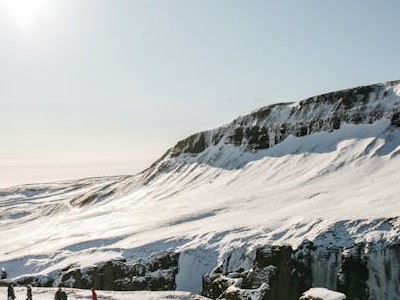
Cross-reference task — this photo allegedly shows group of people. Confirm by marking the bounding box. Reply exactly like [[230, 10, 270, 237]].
[[7, 283, 98, 300], [7, 283, 32, 300]]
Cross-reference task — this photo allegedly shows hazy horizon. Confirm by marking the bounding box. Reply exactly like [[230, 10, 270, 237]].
[[1, 0, 400, 188]]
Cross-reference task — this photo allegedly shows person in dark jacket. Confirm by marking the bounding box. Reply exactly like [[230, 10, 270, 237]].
[[54, 287, 67, 300], [26, 285, 32, 300], [7, 283, 15, 300], [91, 287, 97, 300], [1, 268, 7, 279]]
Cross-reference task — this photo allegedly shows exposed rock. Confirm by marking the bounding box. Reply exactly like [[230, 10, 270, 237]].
[[14, 275, 54, 287], [391, 112, 400, 127], [337, 244, 369, 300], [202, 267, 236, 299], [171, 133, 207, 157], [202, 239, 400, 300], [15, 252, 180, 291], [202, 242, 312, 300]]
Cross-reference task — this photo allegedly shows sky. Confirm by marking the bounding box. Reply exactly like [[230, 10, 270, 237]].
[[1, 0, 400, 188]]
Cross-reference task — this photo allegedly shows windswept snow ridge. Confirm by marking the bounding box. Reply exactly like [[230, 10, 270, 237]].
[[1, 80, 400, 299]]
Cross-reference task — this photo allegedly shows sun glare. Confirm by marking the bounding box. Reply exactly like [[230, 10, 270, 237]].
[[0, 0, 52, 31]]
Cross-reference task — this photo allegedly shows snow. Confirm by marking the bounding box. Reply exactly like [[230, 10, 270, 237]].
[[1, 81, 400, 294], [300, 288, 346, 300], [0, 287, 210, 300], [366, 247, 400, 299], [175, 248, 217, 293]]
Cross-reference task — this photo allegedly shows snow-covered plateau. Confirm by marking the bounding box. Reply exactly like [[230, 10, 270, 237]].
[[2, 80, 400, 299]]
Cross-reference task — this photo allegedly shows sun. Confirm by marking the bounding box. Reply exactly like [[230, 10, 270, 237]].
[[0, 0, 52, 32]]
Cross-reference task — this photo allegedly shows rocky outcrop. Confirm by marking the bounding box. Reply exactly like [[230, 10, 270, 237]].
[[202, 240, 400, 300], [202, 243, 313, 300], [15, 252, 179, 291], [336, 244, 369, 300], [13, 275, 54, 287]]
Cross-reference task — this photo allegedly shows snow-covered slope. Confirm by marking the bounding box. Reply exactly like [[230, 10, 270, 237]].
[[1, 80, 400, 299]]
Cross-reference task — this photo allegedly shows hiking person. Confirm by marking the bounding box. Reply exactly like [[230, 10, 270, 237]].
[[54, 287, 67, 300], [26, 285, 32, 300], [91, 287, 97, 300], [7, 283, 15, 300], [1, 268, 7, 279]]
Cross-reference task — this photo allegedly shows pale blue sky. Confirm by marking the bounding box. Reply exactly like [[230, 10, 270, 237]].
[[1, 0, 400, 187]]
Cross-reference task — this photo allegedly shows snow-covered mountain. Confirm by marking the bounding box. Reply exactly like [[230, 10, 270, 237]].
[[1, 80, 400, 300]]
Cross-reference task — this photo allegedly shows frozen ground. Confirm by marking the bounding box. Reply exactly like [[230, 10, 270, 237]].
[[0, 287, 210, 300], [1, 82, 400, 293]]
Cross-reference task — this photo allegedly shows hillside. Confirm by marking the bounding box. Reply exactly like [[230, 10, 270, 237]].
[[1, 80, 400, 299]]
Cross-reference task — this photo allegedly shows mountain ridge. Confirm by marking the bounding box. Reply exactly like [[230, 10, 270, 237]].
[[141, 79, 400, 181], [2, 80, 400, 190], [2, 80, 400, 299]]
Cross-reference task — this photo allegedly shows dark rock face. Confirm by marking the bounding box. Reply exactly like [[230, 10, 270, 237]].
[[337, 244, 369, 300], [203, 270, 237, 299], [202, 243, 312, 300], [171, 133, 207, 157], [202, 241, 400, 300], [391, 112, 400, 127], [12, 275, 54, 287], [245, 126, 270, 150], [257, 243, 312, 300], [15, 252, 179, 291], [62, 252, 179, 291]]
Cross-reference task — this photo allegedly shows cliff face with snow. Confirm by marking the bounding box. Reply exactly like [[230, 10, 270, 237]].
[[145, 80, 400, 176], [197, 81, 400, 150], [202, 219, 400, 300], [2, 80, 400, 300]]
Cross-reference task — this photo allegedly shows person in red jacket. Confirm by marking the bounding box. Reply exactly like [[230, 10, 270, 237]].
[[91, 287, 97, 300]]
